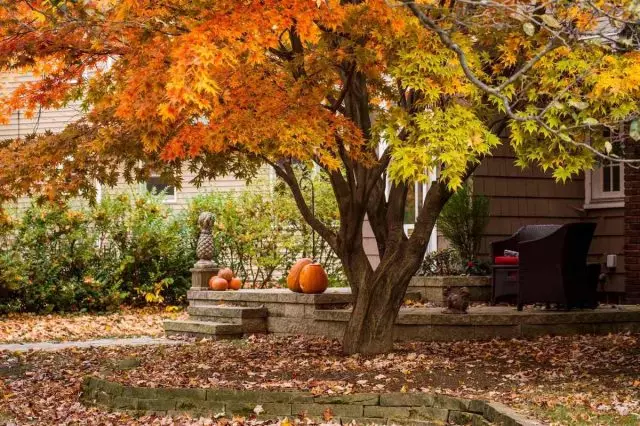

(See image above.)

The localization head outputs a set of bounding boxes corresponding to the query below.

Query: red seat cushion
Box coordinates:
[494,256,519,265]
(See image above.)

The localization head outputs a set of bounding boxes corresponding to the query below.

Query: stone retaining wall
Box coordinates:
[314,306,640,342]
[408,276,492,304]
[81,377,542,425]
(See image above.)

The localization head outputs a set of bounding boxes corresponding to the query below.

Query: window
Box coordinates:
[145,175,177,203]
[584,129,624,208]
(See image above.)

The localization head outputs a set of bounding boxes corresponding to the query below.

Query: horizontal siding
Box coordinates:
[469,144,625,294]
[362,218,380,269]
[474,145,584,258]
[0,72,82,140]
[586,207,625,292]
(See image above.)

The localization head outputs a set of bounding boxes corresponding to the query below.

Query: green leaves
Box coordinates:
[382,105,499,189]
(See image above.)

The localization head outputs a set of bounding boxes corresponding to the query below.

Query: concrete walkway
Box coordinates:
[0,336,185,352]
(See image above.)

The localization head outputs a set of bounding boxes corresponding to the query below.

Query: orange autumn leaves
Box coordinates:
[0,0,638,203]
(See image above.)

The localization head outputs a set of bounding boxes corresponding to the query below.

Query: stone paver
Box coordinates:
[0,337,185,352]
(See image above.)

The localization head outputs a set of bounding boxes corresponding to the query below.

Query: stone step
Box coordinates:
[187,305,267,320]
[163,320,244,339]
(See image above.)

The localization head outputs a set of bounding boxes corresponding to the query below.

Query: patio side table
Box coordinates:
[491,264,519,304]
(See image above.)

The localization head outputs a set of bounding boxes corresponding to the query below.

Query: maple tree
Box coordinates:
[0,0,639,354]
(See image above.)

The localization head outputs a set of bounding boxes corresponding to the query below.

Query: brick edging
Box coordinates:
[81,377,543,425]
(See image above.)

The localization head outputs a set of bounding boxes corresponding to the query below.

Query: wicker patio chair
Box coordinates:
[491,225,561,304]
[491,223,599,310]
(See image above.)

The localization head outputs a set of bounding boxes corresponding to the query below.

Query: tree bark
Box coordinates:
[341,248,424,354]
[341,181,453,354]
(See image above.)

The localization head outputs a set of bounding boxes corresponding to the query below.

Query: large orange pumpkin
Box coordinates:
[209,276,229,291]
[217,268,234,282]
[228,277,242,290]
[287,258,313,292]
[299,263,329,294]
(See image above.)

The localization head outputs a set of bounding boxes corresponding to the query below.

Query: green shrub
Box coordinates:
[90,193,193,307]
[417,248,461,276]
[0,193,193,314]
[0,173,346,314]
[187,175,345,287]
[438,183,490,263]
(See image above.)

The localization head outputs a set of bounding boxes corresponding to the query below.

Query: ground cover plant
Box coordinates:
[0,333,638,425]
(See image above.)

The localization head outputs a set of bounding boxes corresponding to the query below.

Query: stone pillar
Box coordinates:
[624,144,640,303]
[191,212,218,291]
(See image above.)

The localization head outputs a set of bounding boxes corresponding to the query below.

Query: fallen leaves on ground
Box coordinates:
[0,333,639,425]
[0,307,186,343]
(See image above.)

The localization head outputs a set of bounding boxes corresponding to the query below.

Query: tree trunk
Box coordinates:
[341,181,452,355]
[342,247,425,354]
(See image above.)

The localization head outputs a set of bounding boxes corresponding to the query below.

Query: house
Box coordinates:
[0,72,258,214]
[1,72,636,303]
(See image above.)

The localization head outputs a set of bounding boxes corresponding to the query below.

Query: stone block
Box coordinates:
[101,380,124,397]
[313,309,351,322]
[314,393,379,405]
[175,399,225,412]
[468,400,486,414]
[207,388,312,403]
[432,395,470,411]
[379,393,434,407]
[263,302,286,317]
[292,403,364,418]
[136,399,177,411]
[226,402,292,416]
[339,418,388,425]
[520,323,594,338]
[241,318,268,333]
[426,325,476,341]
[121,387,158,399]
[111,396,138,410]
[472,325,520,340]
[472,416,492,426]
[448,410,475,425]
[95,390,112,406]
[190,265,218,291]
[283,303,306,318]
[387,419,441,426]
[410,406,449,421]
[155,387,207,400]
[364,406,411,419]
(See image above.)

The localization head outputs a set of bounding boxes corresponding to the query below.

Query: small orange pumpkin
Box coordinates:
[209,276,229,291]
[217,268,234,282]
[228,277,242,290]
[299,263,329,294]
[287,258,313,292]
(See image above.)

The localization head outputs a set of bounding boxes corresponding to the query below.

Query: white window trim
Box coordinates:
[142,176,178,204]
[584,164,624,210]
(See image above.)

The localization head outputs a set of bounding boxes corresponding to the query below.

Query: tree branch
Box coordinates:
[262,157,339,252]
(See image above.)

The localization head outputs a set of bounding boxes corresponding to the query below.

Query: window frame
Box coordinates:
[143,175,178,204]
[584,127,625,210]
